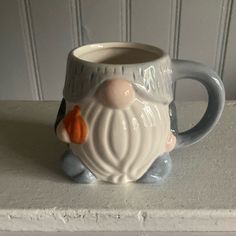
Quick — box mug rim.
[71,42,167,66]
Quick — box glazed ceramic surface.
[55,42,225,184]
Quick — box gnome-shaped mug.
[55,42,225,184]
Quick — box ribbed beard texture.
[68,96,171,183]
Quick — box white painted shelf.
[0,101,235,232]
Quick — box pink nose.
[95,79,135,109]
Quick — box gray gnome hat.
[63,43,174,104]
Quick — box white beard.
[67,96,171,183]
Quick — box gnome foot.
[61,150,96,184]
[138,153,172,183]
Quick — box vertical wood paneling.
[168,0,182,59]
[178,0,222,67]
[30,0,73,100]
[68,0,81,47]
[214,0,233,77]
[19,0,43,100]
[80,0,121,44]
[131,0,172,52]
[0,0,33,100]
[121,0,131,42]
[222,0,235,100]
[1,0,236,101]
[176,0,222,101]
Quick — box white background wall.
[0,0,235,101]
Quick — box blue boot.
[138,153,172,183]
[61,150,96,184]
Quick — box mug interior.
[72,42,165,65]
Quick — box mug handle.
[171,59,225,148]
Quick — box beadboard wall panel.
[0,0,33,100]
[80,0,121,44]
[130,0,172,52]
[30,0,74,100]
[0,0,235,100]
[175,0,223,101]
[179,0,223,66]
[223,1,236,100]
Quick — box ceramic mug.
[55,42,225,184]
